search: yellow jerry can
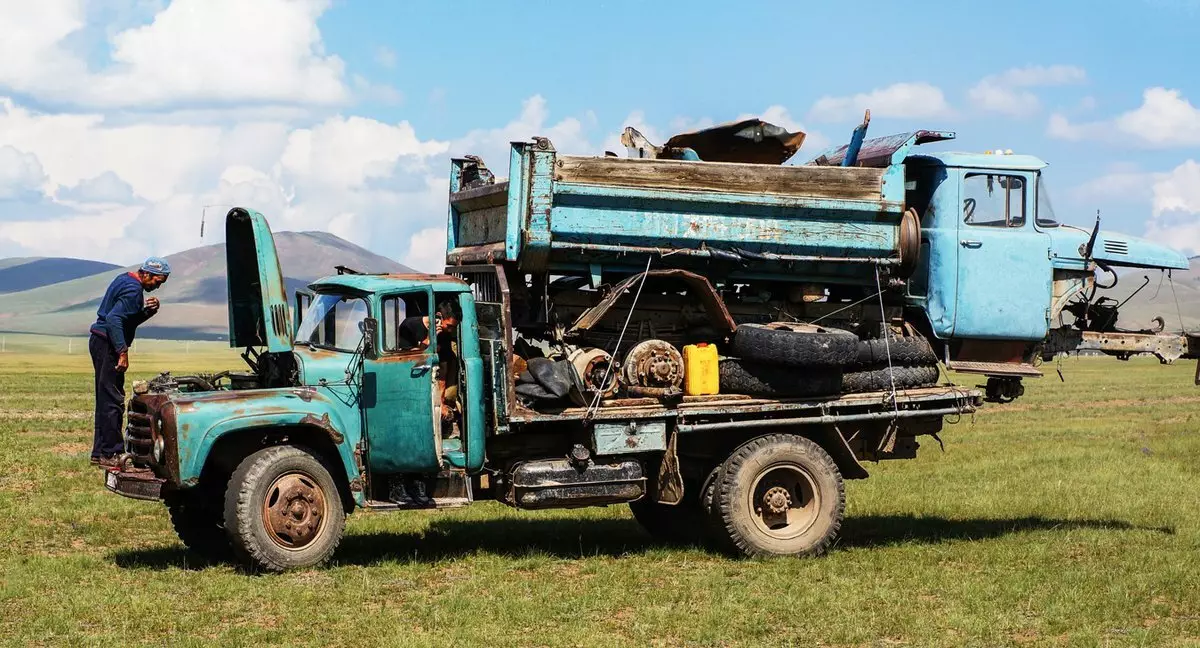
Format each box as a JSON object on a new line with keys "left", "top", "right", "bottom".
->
{"left": 682, "top": 343, "right": 719, "bottom": 396}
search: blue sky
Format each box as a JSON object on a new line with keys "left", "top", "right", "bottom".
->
{"left": 1, "top": 0, "right": 1198, "bottom": 270}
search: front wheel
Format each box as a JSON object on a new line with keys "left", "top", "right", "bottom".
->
{"left": 712, "top": 434, "right": 844, "bottom": 557}
{"left": 223, "top": 445, "right": 346, "bottom": 572}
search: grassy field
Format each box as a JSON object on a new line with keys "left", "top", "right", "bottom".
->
{"left": 1, "top": 335, "right": 1199, "bottom": 647}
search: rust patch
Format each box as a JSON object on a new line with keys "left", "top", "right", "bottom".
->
{"left": 299, "top": 412, "right": 344, "bottom": 444}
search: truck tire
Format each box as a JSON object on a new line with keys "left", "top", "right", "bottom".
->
{"left": 719, "top": 359, "right": 841, "bottom": 397}
{"left": 852, "top": 335, "right": 936, "bottom": 368}
{"left": 841, "top": 364, "right": 940, "bottom": 394}
{"left": 165, "top": 489, "right": 230, "bottom": 560}
{"left": 712, "top": 434, "right": 844, "bottom": 558}
{"left": 223, "top": 445, "right": 346, "bottom": 572}
{"left": 731, "top": 323, "right": 858, "bottom": 368}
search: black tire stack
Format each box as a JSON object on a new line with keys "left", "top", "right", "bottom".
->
{"left": 841, "top": 334, "right": 940, "bottom": 393}
{"left": 720, "top": 323, "right": 858, "bottom": 397}
{"left": 719, "top": 322, "right": 940, "bottom": 397}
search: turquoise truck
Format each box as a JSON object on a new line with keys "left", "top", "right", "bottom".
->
{"left": 104, "top": 117, "right": 1195, "bottom": 571}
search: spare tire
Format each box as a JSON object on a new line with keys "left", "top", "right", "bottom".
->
{"left": 718, "top": 359, "right": 842, "bottom": 397}
{"left": 731, "top": 323, "right": 858, "bottom": 368}
{"left": 841, "top": 364, "right": 940, "bottom": 394}
{"left": 852, "top": 335, "right": 936, "bottom": 368}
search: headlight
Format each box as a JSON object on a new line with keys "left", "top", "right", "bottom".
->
{"left": 153, "top": 436, "right": 165, "bottom": 463}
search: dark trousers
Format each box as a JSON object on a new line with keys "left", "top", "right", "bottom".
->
{"left": 90, "top": 334, "right": 126, "bottom": 458}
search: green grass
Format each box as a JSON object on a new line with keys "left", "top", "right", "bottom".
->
{"left": 1, "top": 345, "right": 1199, "bottom": 647}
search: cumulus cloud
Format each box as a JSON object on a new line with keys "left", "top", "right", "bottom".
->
{"left": 0, "top": 145, "right": 48, "bottom": 201}
{"left": 1139, "top": 160, "right": 1200, "bottom": 253}
{"left": 968, "top": 64, "right": 1086, "bottom": 117}
{"left": 56, "top": 171, "right": 140, "bottom": 204}
{"left": 1049, "top": 87, "right": 1200, "bottom": 148}
{"left": 0, "top": 0, "right": 349, "bottom": 109}
{"left": 808, "top": 82, "right": 951, "bottom": 122}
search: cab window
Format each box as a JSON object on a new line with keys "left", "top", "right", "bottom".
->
{"left": 963, "top": 173, "right": 1026, "bottom": 228}
{"left": 381, "top": 293, "right": 431, "bottom": 353}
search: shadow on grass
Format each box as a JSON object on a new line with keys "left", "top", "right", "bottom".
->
{"left": 110, "top": 513, "right": 1175, "bottom": 571}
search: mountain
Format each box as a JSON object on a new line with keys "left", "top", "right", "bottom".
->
{"left": 0, "top": 231, "right": 414, "bottom": 340}
{"left": 0, "top": 257, "right": 121, "bottom": 293}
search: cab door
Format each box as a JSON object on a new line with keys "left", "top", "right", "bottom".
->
{"left": 361, "top": 289, "right": 440, "bottom": 474}
{"left": 953, "top": 171, "right": 1052, "bottom": 340}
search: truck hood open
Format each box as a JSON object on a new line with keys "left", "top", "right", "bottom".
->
{"left": 1048, "top": 226, "right": 1189, "bottom": 271}
{"left": 225, "top": 207, "right": 294, "bottom": 352}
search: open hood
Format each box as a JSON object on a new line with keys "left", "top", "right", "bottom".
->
{"left": 1048, "top": 227, "right": 1189, "bottom": 271}
{"left": 225, "top": 208, "right": 294, "bottom": 352}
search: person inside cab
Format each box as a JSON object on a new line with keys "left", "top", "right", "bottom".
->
{"left": 397, "top": 299, "right": 462, "bottom": 437}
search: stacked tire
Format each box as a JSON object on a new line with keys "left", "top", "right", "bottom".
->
{"left": 720, "top": 323, "right": 858, "bottom": 397}
{"left": 719, "top": 322, "right": 941, "bottom": 397}
{"left": 841, "top": 334, "right": 940, "bottom": 393}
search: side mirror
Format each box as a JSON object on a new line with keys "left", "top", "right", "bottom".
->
{"left": 359, "top": 317, "right": 378, "bottom": 358}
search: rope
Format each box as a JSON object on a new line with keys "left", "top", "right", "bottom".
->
{"left": 874, "top": 267, "right": 900, "bottom": 450}
{"left": 807, "top": 289, "right": 884, "bottom": 326}
{"left": 586, "top": 256, "right": 654, "bottom": 418}
{"left": 1168, "top": 270, "right": 1190, "bottom": 334}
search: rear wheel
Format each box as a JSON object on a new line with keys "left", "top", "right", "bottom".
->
{"left": 713, "top": 434, "right": 844, "bottom": 557}
{"left": 223, "top": 445, "right": 346, "bottom": 572}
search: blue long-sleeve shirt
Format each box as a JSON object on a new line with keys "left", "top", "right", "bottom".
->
{"left": 89, "top": 272, "right": 154, "bottom": 354}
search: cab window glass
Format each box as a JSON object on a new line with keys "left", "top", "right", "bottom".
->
{"left": 963, "top": 173, "right": 1026, "bottom": 228}
{"left": 382, "top": 293, "right": 430, "bottom": 353}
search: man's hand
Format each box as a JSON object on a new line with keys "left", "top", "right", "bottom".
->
{"left": 116, "top": 351, "right": 129, "bottom": 372}
{"left": 144, "top": 297, "right": 160, "bottom": 315}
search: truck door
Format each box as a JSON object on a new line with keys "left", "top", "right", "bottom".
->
{"left": 362, "top": 289, "right": 440, "bottom": 474}
{"left": 954, "top": 171, "right": 1052, "bottom": 340}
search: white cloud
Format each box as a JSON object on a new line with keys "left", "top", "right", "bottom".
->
{"left": 0, "top": 146, "right": 48, "bottom": 200}
{"left": 808, "top": 82, "right": 951, "bottom": 122}
{"left": 453, "top": 95, "right": 593, "bottom": 170}
{"left": 969, "top": 64, "right": 1086, "bottom": 117}
{"left": 1067, "top": 166, "right": 1160, "bottom": 205}
{"left": 56, "top": 171, "right": 139, "bottom": 203}
{"left": 1048, "top": 87, "right": 1200, "bottom": 148}
{"left": 1138, "top": 160, "right": 1200, "bottom": 253}
{"left": 0, "top": 0, "right": 349, "bottom": 108}
{"left": 402, "top": 227, "right": 448, "bottom": 273}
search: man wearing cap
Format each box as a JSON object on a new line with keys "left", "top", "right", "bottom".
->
{"left": 88, "top": 257, "right": 170, "bottom": 467}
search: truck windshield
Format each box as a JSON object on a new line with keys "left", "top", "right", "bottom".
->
{"left": 1036, "top": 176, "right": 1060, "bottom": 228}
{"left": 296, "top": 293, "right": 368, "bottom": 352}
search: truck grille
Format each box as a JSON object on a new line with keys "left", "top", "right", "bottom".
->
{"left": 125, "top": 398, "right": 154, "bottom": 465}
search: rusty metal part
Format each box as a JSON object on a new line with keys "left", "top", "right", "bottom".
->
{"left": 262, "top": 471, "right": 328, "bottom": 550}
{"left": 1044, "top": 328, "right": 1194, "bottom": 364}
{"left": 813, "top": 130, "right": 955, "bottom": 168}
{"left": 897, "top": 208, "right": 921, "bottom": 278}
{"left": 568, "top": 347, "right": 619, "bottom": 400}
{"left": 663, "top": 119, "right": 806, "bottom": 165}
{"left": 298, "top": 412, "right": 344, "bottom": 444}
{"left": 621, "top": 339, "right": 685, "bottom": 389}
{"left": 750, "top": 464, "right": 820, "bottom": 540}
{"left": 626, "top": 385, "right": 684, "bottom": 399}
{"left": 567, "top": 269, "right": 736, "bottom": 338}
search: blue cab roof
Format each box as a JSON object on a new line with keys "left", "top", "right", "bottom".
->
{"left": 908, "top": 151, "right": 1049, "bottom": 171}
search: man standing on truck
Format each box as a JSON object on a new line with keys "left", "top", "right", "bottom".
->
{"left": 397, "top": 299, "right": 462, "bottom": 433}
{"left": 88, "top": 257, "right": 170, "bottom": 467}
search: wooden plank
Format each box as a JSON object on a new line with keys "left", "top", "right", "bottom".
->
{"left": 556, "top": 156, "right": 885, "bottom": 202}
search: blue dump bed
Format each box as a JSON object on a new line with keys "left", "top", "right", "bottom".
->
{"left": 445, "top": 131, "right": 950, "bottom": 284}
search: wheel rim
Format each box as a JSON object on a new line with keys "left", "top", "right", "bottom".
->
{"left": 746, "top": 463, "right": 821, "bottom": 541}
{"left": 262, "top": 471, "right": 328, "bottom": 550}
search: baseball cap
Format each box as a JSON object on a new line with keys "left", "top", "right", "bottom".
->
{"left": 140, "top": 256, "right": 171, "bottom": 276}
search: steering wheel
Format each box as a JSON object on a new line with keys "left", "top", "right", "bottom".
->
{"left": 963, "top": 198, "right": 976, "bottom": 221}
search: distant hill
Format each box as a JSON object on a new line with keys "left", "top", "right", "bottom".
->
{"left": 0, "top": 232, "right": 414, "bottom": 340}
{"left": 0, "top": 257, "right": 121, "bottom": 293}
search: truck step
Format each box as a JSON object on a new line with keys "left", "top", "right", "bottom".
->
{"left": 363, "top": 497, "right": 472, "bottom": 511}
{"left": 946, "top": 360, "right": 1042, "bottom": 377}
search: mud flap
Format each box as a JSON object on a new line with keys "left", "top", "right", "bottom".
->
{"left": 655, "top": 428, "right": 685, "bottom": 504}
{"left": 818, "top": 426, "right": 870, "bottom": 480}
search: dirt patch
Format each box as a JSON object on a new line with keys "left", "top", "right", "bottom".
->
{"left": 0, "top": 409, "right": 90, "bottom": 422}
{"left": 50, "top": 442, "right": 90, "bottom": 456}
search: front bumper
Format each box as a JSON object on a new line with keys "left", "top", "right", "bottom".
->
{"left": 104, "top": 465, "right": 165, "bottom": 501}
